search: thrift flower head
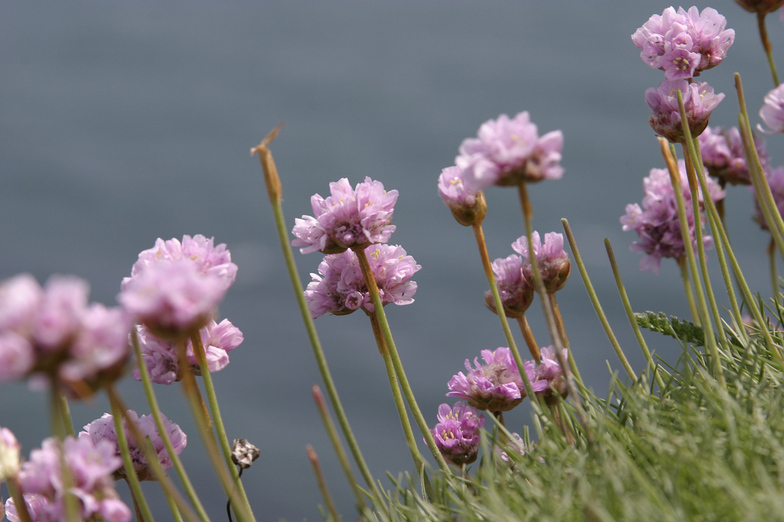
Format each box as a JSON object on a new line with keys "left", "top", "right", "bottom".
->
{"left": 0, "top": 426, "right": 20, "bottom": 481}
{"left": 646, "top": 79, "right": 724, "bottom": 142}
{"left": 447, "top": 347, "right": 543, "bottom": 412}
{"left": 534, "top": 346, "right": 570, "bottom": 405}
{"left": 80, "top": 410, "right": 187, "bottom": 482}
{"left": 0, "top": 274, "right": 131, "bottom": 395}
{"left": 132, "top": 318, "right": 244, "bottom": 385}
{"left": 120, "top": 235, "right": 237, "bottom": 339}
{"left": 484, "top": 254, "right": 534, "bottom": 318}
{"left": 455, "top": 111, "right": 564, "bottom": 191}
{"left": 512, "top": 232, "right": 571, "bottom": 293}
{"left": 437, "top": 166, "right": 487, "bottom": 226}
{"left": 735, "top": 0, "right": 784, "bottom": 14}
{"left": 621, "top": 160, "right": 725, "bottom": 274}
{"left": 4, "top": 494, "right": 49, "bottom": 522}
{"left": 304, "top": 244, "right": 420, "bottom": 318}
{"left": 632, "top": 7, "right": 734, "bottom": 80}
{"left": 428, "top": 402, "right": 485, "bottom": 466}
{"left": 753, "top": 165, "right": 784, "bottom": 231}
{"left": 291, "top": 177, "right": 398, "bottom": 254}
{"left": 759, "top": 83, "right": 784, "bottom": 134}
{"left": 12, "top": 436, "right": 131, "bottom": 522}
{"left": 699, "top": 126, "right": 769, "bottom": 185}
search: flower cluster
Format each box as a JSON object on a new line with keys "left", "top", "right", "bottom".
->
{"left": 511, "top": 232, "right": 571, "bottom": 294}
{"left": 453, "top": 111, "right": 564, "bottom": 191}
{"left": 132, "top": 319, "right": 244, "bottom": 385}
{"left": 119, "top": 234, "right": 238, "bottom": 339}
{"left": 305, "top": 244, "right": 420, "bottom": 318}
{"left": 759, "top": 83, "right": 784, "bottom": 135}
{"left": 292, "top": 177, "right": 398, "bottom": 255}
{"left": 485, "top": 254, "right": 533, "bottom": 318}
{"left": 428, "top": 402, "right": 485, "bottom": 466}
{"left": 645, "top": 80, "right": 724, "bottom": 142}
{"left": 632, "top": 6, "right": 734, "bottom": 80}
{"left": 699, "top": 126, "right": 769, "bottom": 185}
{"left": 621, "top": 160, "right": 725, "bottom": 274}
{"left": 80, "top": 410, "right": 187, "bottom": 482}
{"left": 4, "top": 436, "right": 131, "bottom": 522}
{"left": 0, "top": 274, "right": 131, "bottom": 395}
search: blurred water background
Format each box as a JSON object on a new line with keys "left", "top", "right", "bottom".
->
{"left": 2, "top": 2, "right": 783, "bottom": 520}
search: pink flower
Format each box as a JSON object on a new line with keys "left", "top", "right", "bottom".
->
{"left": 699, "top": 126, "right": 769, "bottom": 185}
{"left": 485, "top": 254, "right": 533, "bottom": 318}
{"left": 292, "top": 177, "right": 398, "bottom": 254}
{"left": 512, "top": 231, "right": 571, "bottom": 293}
{"left": 753, "top": 165, "right": 784, "bottom": 231}
{"left": 646, "top": 79, "right": 724, "bottom": 142}
{"left": 759, "top": 83, "right": 784, "bottom": 134}
{"left": 428, "top": 402, "right": 485, "bottom": 466}
{"left": 455, "top": 111, "right": 564, "bottom": 191}
{"left": 437, "top": 166, "right": 487, "bottom": 226}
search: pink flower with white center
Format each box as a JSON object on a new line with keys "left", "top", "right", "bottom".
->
{"left": 447, "top": 347, "right": 544, "bottom": 412}
{"left": 456, "top": 111, "right": 564, "bottom": 191}
{"left": 699, "top": 126, "right": 769, "bottom": 186}
{"left": 646, "top": 79, "right": 724, "bottom": 142}
{"left": 753, "top": 165, "right": 784, "bottom": 231}
{"left": 621, "top": 161, "right": 725, "bottom": 274}
{"left": 14, "top": 436, "right": 131, "bottom": 522}
{"left": 438, "top": 166, "right": 487, "bottom": 226}
{"left": 132, "top": 318, "right": 244, "bottom": 384}
{"left": 512, "top": 232, "right": 571, "bottom": 294}
{"left": 632, "top": 7, "right": 734, "bottom": 79}
{"left": 428, "top": 402, "right": 485, "bottom": 466}
{"left": 80, "top": 410, "right": 187, "bottom": 482}
{"left": 292, "top": 177, "right": 398, "bottom": 254}
{"left": 304, "top": 244, "right": 420, "bottom": 318}
{"left": 759, "top": 83, "right": 784, "bottom": 134}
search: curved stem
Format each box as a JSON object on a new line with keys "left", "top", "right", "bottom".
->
{"left": 758, "top": 11, "right": 780, "bottom": 87}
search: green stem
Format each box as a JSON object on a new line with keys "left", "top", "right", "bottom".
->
{"left": 130, "top": 328, "right": 210, "bottom": 522}
{"left": 251, "top": 130, "right": 386, "bottom": 510}
{"left": 561, "top": 219, "right": 636, "bottom": 382}
{"left": 604, "top": 238, "right": 666, "bottom": 391}
{"left": 516, "top": 315, "right": 541, "bottom": 362}
{"left": 369, "top": 312, "right": 426, "bottom": 472}
{"left": 56, "top": 392, "right": 74, "bottom": 437}
{"left": 677, "top": 257, "right": 700, "bottom": 325}
{"left": 107, "top": 387, "right": 155, "bottom": 522}
{"left": 6, "top": 477, "right": 33, "bottom": 522}
{"left": 190, "top": 333, "right": 255, "bottom": 521}
{"left": 770, "top": 238, "right": 778, "bottom": 298}
{"left": 757, "top": 11, "right": 780, "bottom": 87}
{"left": 354, "top": 246, "right": 451, "bottom": 474}
{"left": 49, "top": 384, "right": 80, "bottom": 522}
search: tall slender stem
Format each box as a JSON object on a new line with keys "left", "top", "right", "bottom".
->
{"left": 516, "top": 315, "right": 541, "bottom": 362}
{"left": 757, "top": 11, "right": 780, "bottom": 87}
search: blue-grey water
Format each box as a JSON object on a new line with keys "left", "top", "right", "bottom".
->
{"left": 1, "top": 2, "right": 781, "bottom": 520}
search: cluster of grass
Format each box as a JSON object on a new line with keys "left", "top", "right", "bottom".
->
{"left": 375, "top": 305, "right": 784, "bottom": 520}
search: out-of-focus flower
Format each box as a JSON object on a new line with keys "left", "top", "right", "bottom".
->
{"left": 735, "top": 0, "right": 784, "bottom": 14}
{"left": 292, "top": 177, "right": 398, "bottom": 255}
{"left": 304, "top": 244, "right": 420, "bottom": 318}
{"left": 699, "top": 126, "right": 769, "bottom": 185}
{"left": 759, "top": 83, "right": 784, "bottom": 134}
{"left": 753, "top": 165, "right": 784, "bottom": 230}
{"left": 437, "top": 166, "right": 487, "bottom": 226}
{"left": 646, "top": 80, "right": 724, "bottom": 142}
{"left": 447, "top": 347, "right": 544, "bottom": 412}
{"left": 132, "top": 318, "right": 244, "bottom": 385}
{"left": 0, "top": 426, "right": 20, "bottom": 481}
{"left": 0, "top": 275, "right": 131, "bottom": 396}
{"left": 495, "top": 432, "right": 528, "bottom": 463}
{"left": 120, "top": 235, "right": 238, "bottom": 339}
{"left": 632, "top": 7, "right": 734, "bottom": 79}
{"left": 80, "top": 410, "right": 187, "bottom": 482}
{"left": 534, "top": 346, "right": 570, "bottom": 404}
{"left": 484, "top": 254, "right": 534, "bottom": 318}
{"left": 10, "top": 436, "right": 131, "bottom": 522}
{"left": 428, "top": 402, "right": 485, "bottom": 466}
{"left": 455, "top": 111, "right": 564, "bottom": 191}
{"left": 512, "top": 232, "right": 571, "bottom": 293}
{"left": 4, "top": 494, "right": 49, "bottom": 522}
{"left": 621, "top": 160, "right": 725, "bottom": 274}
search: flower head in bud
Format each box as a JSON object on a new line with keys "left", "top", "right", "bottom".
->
{"left": 484, "top": 254, "right": 534, "bottom": 318}
{"left": 512, "top": 232, "right": 571, "bottom": 293}
{"left": 455, "top": 111, "right": 564, "bottom": 191}
{"left": 292, "top": 177, "right": 398, "bottom": 254}
{"left": 428, "top": 402, "right": 485, "bottom": 466}
{"left": 304, "top": 244, "right": 420, "bottom": 318}
{"left": 447, "top": 347, "right": 544, "bottom": 412}
{"left": 231, "top": 438, "right": 260, "bottom": 469}
{"left": 759, "top": 83, "right": 784, "bottom": 135}
{"left": 646, "top": 80, "right": 724, "bottom": 142}
{"left": 437, "top": 166, "right": 487, "bottom": 226}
